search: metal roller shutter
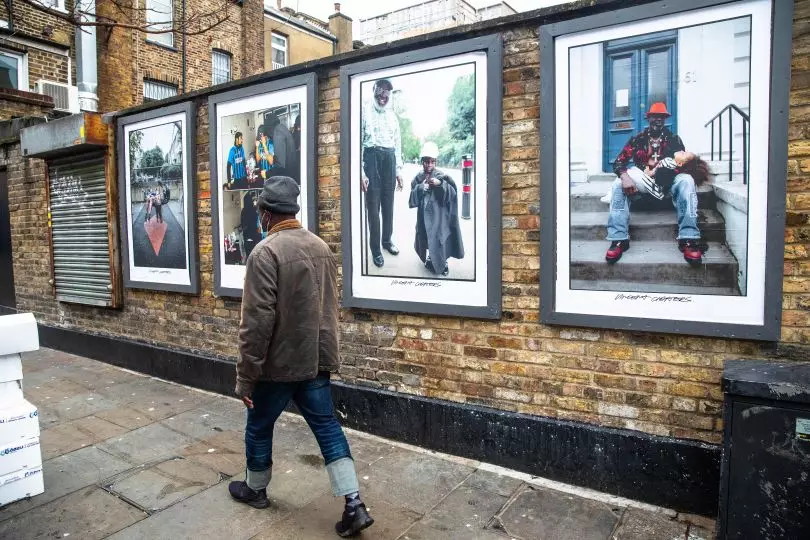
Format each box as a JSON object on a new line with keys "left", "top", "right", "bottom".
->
{"left": 48, "top": 156, "right": 113, "bottom": 306}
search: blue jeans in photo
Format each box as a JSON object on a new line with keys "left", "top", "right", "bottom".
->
{"left": 244, "top": 372, "right": 359, "bottom": 496}
{"left": 606, "top": 172, "right": 700, "bottom": 241}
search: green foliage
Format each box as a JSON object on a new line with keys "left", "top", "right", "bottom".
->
{"left": 398, "top": 115, "right": 421, "bottom": 162}
{"left": 425, "top": 74, "right": 476, "bottom": 169}
{"left": 139, "top": 146, "right": 165, "bottom": 171}
{"left": 160, "top": 164, "right": 182, "bottom": 179}
{"left": 129, "top": 130, "right": 144, "bottom": 177}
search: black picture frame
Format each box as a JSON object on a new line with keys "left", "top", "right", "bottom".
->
{"left": 117, "top": 101, "right": 199, "bottom": 295}
{"left": 339, "top": 35, "right": 503, "bottom": 319}
{"left": 208, "top": 72, "right": 318, "bottom": 298}
{"left": 538, "top": 0, "right": 792, "bottom": 340}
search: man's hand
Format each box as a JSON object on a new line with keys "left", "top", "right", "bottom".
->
{"left": 396, "top": 175, "right": 403, "bottom": 191}
{"left": 620, "top": 173, "right": 637, "bottom": 196}
{"left": 361, "top": 175, "right": 369, "bottom": 192}
{"left": 241, "top": 395, "right": 254, "bottom": 409}
{"left": 430, "top": 178, "right": 441, "bottom": 186}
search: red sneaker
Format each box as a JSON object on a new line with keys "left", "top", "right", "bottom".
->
{"left": 605, "top": 240, "right": 630, "bottom": 264}
{"left": 679, "top": 240, "right": 703, "bottom": 266}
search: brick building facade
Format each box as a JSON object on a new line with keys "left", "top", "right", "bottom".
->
{"left": 1, "top": 0, "right": 804, "bottom": 516}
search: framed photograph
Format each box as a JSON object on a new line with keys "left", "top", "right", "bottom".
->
{"left": 340, "top": 36, "right": 503, "bottom": 319}
{"left": 118, "top": 102, "right": 198, "bottom": 294}
{"left": 209, "top": 73, "right": 317, "bottom": 297}
{"left": 539, "top": 0, "right": 792, "bottom": 339}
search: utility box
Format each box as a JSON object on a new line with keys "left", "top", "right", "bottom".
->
{"left": 718, "top": 359, "right": 810, "bottom": 539}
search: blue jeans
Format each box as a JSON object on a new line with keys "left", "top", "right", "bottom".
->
{"left": 606, "top": 172, "right": 700, "bottom": 241}
{"left": 244, "top": 372, "right": 358, "bottom": 495}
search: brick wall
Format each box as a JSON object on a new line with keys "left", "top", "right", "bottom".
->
{"left": 97, "top": 0, "right": 262, "bottom": 112}
{"left": 264, "top": 16, "right": 334, "bottom": 69}
{"left": 0, "top": 91, "right": 54, "bottom": 120}
{"left": 8, "top": 1, "right": 810, "bottom": 447}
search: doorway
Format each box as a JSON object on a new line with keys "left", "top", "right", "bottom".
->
{"left": 603, "top": 30, "right": 678, "bottom": 172}
{"left": 0, "top": 169, "right": 15, "bottom": 310}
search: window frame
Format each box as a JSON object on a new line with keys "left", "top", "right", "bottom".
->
{"left": 211, "top": 49, "right": 232, "bottom": 85}
{"left": 271, "top": 32, "right": 288, "bottom": 69}
{"left": 145, "top": 0, "right": 175, "bottom": 48}
{"left": 142, "top": 79, "right": 178, "bottom": 103}
{"left": 0, "top": 49, "right": 28, "bottom": 91}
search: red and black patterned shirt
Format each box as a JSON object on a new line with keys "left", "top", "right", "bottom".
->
{"left": 612, "top": 127, "right": 685, "bottom": 178}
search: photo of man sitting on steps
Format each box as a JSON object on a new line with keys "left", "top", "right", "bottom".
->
{"left": 605, "top": 103, "right": 711, "bottom": 266}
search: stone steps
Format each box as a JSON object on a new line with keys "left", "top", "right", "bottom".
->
{"left": 569, "top": 279, "right": 740, "bottom": 296}
{"left": 569, "top": 210, "right": 726, "bottom": 243}
{"left": 570, "top": 240, "right": 740, "bottom": 291}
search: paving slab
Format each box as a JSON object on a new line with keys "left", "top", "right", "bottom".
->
{"left": 252, "top": 491, "right": 422, "bottom": 540}
{"left": 0, "top": 486, "right": 146, "bottom": 540}
{"left": 358, "top": 448, "right": 475, "bottom": 515}
{"left": 107, "top": 472, "right": 289, "bottom": 540}
{"left": 0, "top": 446, "right": 133, "bottom": 521}
{"left": 688, "top": 525, "right": 713, "bottom": 540}
{"left": 97, "top": 379, "right": 216, "bottom": 422}
{"left": 95, "top": 406, "right": 156, "bottom": 430}
{"left": 416, "top": 482, "right": 510, "bottom": 536}
{"left": 36, "top": 392, "right": 120, "bottom": 428}
{"left": 265, "top": 452, "right": 334, "bottom": 509}
{"left": 344, "top": 431, "right": 399, "bottom": 468}
{"left": 160, "top": 408, "right": 242, "bottom": 440}
{"left": 495, "top": 485, "right": 621, "bottom": 540}
{"left": 40, "top": 415, "right": 129, "bottom": 460}
{"left": 611, "top": 508, "right": 688, "bottom": 540}
{"left": 97, "top": 422, "right": 197, "bottom": 465}
{"left": 462, "top": 468, "right": 524, "bottom": 498}
{"left": 109, "top": 457, "right": 223, "bottom": 513}
{"left": 180, "top": 431, "right": 246, "bottom": 477}
{"left": 401, "top": 520, "right": 509, "bottom": 540}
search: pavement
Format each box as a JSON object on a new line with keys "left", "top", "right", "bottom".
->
{"left": 0, "top": 348, "right": 716, "bottom": 539}
{"left": 131, "top": 202, "right": 187, "bottom": 269}
{"left": 362, "top": 164, "right": 476, "bottom": 281}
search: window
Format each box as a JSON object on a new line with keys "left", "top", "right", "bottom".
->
{"left": 212, "top": 50, "right": 232, "bottom": 85}
{"left": 145, "top": 0, "right": 174, "bottom": 47}
{"left": 0, "top": 50, "right": 27, "bottom": 90}
{"left": 143, "top": 79, "right": 177, "bottom": 102}
{"left": 271, "top": 33, "right": 287, "bottom": 69}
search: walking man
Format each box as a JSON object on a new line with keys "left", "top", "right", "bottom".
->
{"left": 361, "top": 78, "right": 403, "bottom": 268}
{"left": 229, "top": 176, "right": 374, "bottom": 537}
{"left": 605, "top": 102, "right": 704, "bottom": 265}
{"left": 226, "top": 132, "right": 248, "bottom": 190}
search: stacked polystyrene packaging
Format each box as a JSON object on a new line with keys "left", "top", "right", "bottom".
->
{"left": 0, "top": 313, "right": 43, "bottom": 506}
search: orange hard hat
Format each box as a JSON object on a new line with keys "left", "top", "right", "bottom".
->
{"left": 646, "top": 102, "right": 671, "bottom": 118}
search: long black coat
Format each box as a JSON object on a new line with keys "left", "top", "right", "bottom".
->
{"left": 408, "top": 170, "right": 464, "bottom": 273}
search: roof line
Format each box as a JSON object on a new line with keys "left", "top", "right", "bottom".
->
{"left": 264, "top": 8, "right": 337, "bottom": 42}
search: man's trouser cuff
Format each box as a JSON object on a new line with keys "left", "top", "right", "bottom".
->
{"left": 326, "top": 457, "right": 360, "bottom": 496}
{"left": 246, "top": 467, "right": 272, "bottom": 490}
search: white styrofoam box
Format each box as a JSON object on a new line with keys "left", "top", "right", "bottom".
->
{"left": 0, "top": 354, "right": 22, "bottom": 384}
{"left": 0, "top": 313, "right": 39, "bottom": 356}
{"left": 0, "top": 400, "right": 39, "bottom": 446}
{"left": 0, "top": 380, "right": 23, "bottom": 405}
{"left": 0, "top": 465, "right": 44, "bottom": 506}
{"left": 0, "top": 436, "right": 41, "bottom": 477}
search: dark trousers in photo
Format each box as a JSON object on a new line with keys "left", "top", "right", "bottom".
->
{"left": 363, "top": 146, "right": 396, "bottom": 258}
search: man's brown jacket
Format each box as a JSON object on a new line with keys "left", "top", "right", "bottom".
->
{"left": 235, "top": 221, "right": 340, "bottom": 397}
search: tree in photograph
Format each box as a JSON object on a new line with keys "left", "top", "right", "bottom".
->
{"left": 398, "top": 115, "right": 421, "bottom": 163}
{"left": 139, "top": 146, "right": 165, "bottom": 178}
{"left": 427, "top": 74, "right": 476, "bottom": 169}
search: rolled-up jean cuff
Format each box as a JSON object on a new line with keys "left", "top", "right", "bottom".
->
{"left": 246, "top": 467, "right": 272, "bottom": 490}
{"left": 326, "top": 457, "right": 360, "bottom": 496}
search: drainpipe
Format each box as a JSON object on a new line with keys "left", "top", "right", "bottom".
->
{"left": 75, "top": 0, "right": 99, "bottom": 112}
{"left": 181, "top": 0, "right": 186, "bottom": 93}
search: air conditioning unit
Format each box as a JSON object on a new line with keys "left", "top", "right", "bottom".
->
{"left": 34, "top": 80, "right": 80, "bottom": 114}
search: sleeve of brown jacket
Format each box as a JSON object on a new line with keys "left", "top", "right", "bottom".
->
{"left": 235, "top": 247, "right": 278, "bottom": 397}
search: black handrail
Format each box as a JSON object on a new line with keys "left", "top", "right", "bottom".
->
{"left": 704, "top": 104, "right": 750, "bottom": 184}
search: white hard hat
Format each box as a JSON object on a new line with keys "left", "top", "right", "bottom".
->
{"left": 420, "top": 142, "right": 439, "bottom": 160}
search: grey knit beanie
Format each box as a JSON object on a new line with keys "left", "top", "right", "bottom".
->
{"left": 257, "top": 176, "right": 300, "bottom": 215}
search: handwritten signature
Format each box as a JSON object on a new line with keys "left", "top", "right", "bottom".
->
{"left": 614, "top": 293, "right": 692, "bottom": 303}
{"left": 391, "top": 280, "right": 441, "bottom": 288}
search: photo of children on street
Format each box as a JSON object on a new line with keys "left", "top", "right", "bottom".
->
{"left": 219, "top": 102, "right": 301, "bottom": 267}
{"left": 127, "top": 120, "right": 187, "bottom": 270}
{"left": 358, "top": 63, "right": 477, "bottom": 281}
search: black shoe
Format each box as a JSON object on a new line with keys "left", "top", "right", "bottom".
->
{"left": 335, "top": 502, "right": 374, "bottom": 537}
{"left": 228, "top": 480, "right": 270, "bottom": 509}
{"left": 441, "top": 266, "right": 449, "bottom": 276}
{"left": 383, "top": 243, "right": 399, "bottom": 255}
{"left": 605, "top": 240, "right": 630, "bottom": 264}
{"left": 372, "top": 254, "right": 384, "bottom": 268}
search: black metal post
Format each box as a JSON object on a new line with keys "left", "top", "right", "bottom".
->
{"left": 729, "top": 110, "right": 733, "bottom": 181}
{"left": 461, "top": 154, "right": 472, "bottom": 220}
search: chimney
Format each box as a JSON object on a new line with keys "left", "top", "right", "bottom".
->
{"left": 328, "top": 7, "right": 353, "bottom": 55}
